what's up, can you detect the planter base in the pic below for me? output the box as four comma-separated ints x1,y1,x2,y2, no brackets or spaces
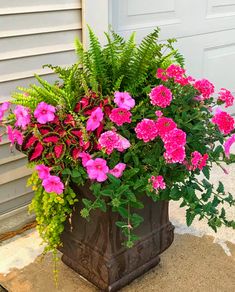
60,185,174,291
62,253,160,292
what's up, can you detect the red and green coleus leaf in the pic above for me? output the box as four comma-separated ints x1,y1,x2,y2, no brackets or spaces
28,141,44,161
42,132,60,144
71,147,80,160
22,133,37,151
54,143,66,159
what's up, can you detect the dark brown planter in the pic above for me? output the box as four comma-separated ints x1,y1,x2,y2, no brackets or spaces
60,184,174,291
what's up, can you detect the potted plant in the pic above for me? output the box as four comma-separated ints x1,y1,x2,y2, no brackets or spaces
1,28,235,291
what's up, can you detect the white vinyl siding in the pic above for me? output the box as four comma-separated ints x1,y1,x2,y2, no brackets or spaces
0,0,83,217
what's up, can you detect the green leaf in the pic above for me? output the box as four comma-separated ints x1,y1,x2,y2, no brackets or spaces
71,169,81,178
62,168,71,175
123,168,139,179
117,206,128,218
217,181,224,194
202,166,210,180
186,209,196,226
131,213,144,228
107,173,121,186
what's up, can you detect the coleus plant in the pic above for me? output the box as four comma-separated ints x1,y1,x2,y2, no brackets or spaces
0,28,235,256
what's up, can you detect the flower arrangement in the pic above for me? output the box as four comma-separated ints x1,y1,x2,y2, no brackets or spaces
1,28,235,257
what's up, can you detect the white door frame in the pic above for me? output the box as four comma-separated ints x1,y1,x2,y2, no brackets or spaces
82,0,109,47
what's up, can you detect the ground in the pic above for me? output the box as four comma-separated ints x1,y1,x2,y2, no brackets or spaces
0,164,235,292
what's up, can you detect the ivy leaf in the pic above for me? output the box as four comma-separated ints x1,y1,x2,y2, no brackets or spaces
217,181,224,194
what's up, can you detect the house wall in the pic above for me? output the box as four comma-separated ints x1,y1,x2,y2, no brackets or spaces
0,0,83,219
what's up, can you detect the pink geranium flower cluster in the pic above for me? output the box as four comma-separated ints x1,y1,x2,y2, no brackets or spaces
218,88,234,108
98,130,130,154
187,151,209,171
36,164,64,194
160,124,187,164
150,175,166,191
135,119,158,143
156,64,193,86
109,108,132,126
211,108,234,135
149,85,172,108
193,79,215,100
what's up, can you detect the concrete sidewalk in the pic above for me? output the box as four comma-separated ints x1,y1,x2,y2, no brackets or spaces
0,164,235,292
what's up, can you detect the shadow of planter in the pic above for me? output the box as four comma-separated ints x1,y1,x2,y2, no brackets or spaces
60,184,174,291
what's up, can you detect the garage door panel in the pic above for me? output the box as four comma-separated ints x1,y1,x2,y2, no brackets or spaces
111,0,235,43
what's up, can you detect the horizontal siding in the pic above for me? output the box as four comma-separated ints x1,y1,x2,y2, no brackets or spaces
0,0,83,217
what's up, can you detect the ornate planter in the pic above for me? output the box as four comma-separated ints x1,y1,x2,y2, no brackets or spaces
60,184,174,291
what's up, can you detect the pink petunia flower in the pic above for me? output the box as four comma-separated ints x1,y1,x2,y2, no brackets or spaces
218,88,234,108
193,79,215,100
116,135,131,152
109,108,132,126
114,92,135,110
0,102,10,121
85,158,109,182
135,119,158,143
79,152,92,167
109,163,126,178
211,108,234,135
42,175,64,194
34,102,56,124
14,105,31,129
155,117,177,138
150,175,166,191
149,85,172,108
35,164,51,180
224,134,235,158
7,126,23,145
86,107,104,131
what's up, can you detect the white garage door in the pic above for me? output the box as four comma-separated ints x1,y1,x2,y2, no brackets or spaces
110,0,235,114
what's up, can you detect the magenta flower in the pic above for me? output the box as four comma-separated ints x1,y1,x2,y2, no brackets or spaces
79,152,92,167
166,64,185,79
163,128,187,151
135,119,158,143
14,105,31,129
35,164,51,180
109,108,132,126
218,88,234,108
211,108,234,135
86,107,104,131
109,163,126,178
164,147,186,164
114,92,135,110
149,85,172,108
85,158,109,182
224,134,235,158
7,126,23,145
150,175,166,191
34,102,56,124
190,151,208,171
155,117,177,138
194,79,215,100
155,110,163,118
116,135,131,152
0,102,10,121
42,175,64,194
98,131,120,154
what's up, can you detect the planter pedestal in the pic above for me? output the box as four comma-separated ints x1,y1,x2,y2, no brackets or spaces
60,185,174,291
